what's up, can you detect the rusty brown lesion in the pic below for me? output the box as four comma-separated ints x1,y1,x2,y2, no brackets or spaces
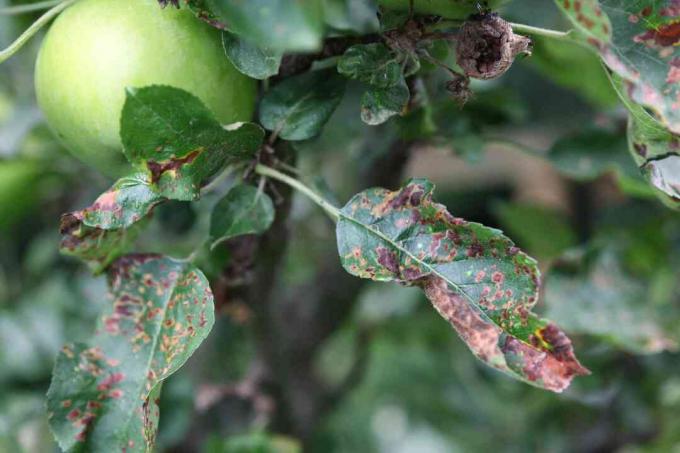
422,276,589,392
147,148,203,184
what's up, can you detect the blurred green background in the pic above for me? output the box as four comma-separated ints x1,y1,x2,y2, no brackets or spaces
1,1,679,452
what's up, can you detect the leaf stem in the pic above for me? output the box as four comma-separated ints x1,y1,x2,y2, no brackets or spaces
254,163,340,222
0,0,76,64
509,22,572,41
0,0,63,15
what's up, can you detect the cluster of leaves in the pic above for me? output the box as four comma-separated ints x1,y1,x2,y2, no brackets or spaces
46,84,278,450
3,0,679,450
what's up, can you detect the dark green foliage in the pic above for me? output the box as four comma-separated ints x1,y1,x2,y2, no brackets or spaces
2,0,680,451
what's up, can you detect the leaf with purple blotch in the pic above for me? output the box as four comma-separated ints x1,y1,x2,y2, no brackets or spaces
555,0,680,134
336,179,589,392
47,254,215,452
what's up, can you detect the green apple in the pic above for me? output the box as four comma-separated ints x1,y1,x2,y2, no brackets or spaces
377,0,508,19
35,0,256,176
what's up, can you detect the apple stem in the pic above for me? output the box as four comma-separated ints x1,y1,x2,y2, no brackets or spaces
0,0,78,65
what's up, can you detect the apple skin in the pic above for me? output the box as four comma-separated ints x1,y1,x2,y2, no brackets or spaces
377,0,508,19
35,0,256,176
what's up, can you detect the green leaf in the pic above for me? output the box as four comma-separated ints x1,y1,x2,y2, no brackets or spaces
221,31,282,80
546,247,676,354
556,0,680,134
360,75,409,125
338,43,403,88
210,184,275,248
336,179,589,392
47,255,215,452
259,70,347,141
121,86,264,201
206,0,324,52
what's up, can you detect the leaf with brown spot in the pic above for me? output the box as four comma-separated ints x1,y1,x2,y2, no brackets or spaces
121,85,264,200
556,0,680,134
59,212,147,274
336,179,589,392
47,255,215,452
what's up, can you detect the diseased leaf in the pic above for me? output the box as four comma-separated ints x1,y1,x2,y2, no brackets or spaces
360,76,410,125
546,247,677,354
642,154,680,201
210,184,275,248
70,173,163,231
336,179,589,392
556,0,680,134
221,31,282,80
59,213,146,273
601,71,680,208
632,118,680,208
47,255,215,452
121,86,264,200
259,70,347,141
60,87,264,268
206,0,324,52
338,43,403,88
554,0,612,42
609,72,680,208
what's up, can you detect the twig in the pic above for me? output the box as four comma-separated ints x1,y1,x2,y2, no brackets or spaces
255,164,341,222
0,0,77,64
0,0,62,15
